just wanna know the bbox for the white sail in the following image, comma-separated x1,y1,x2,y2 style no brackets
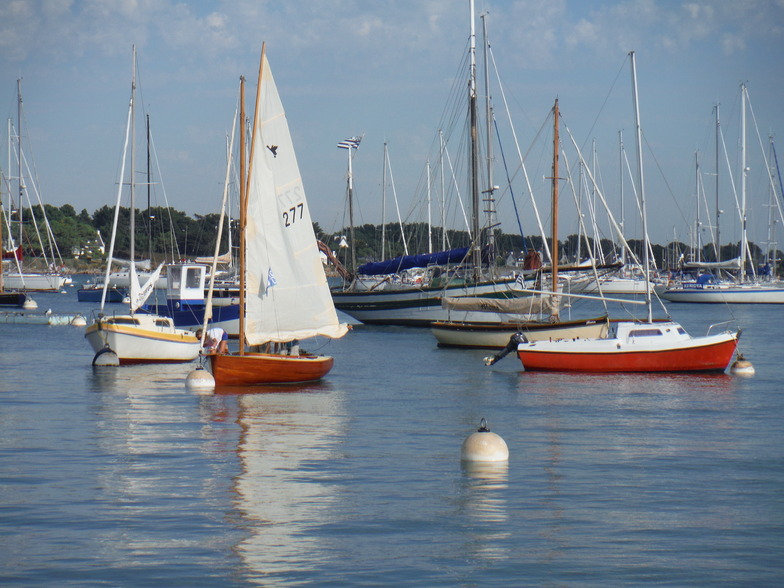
244,52,348,344
129,262,163,312
683,257,741,270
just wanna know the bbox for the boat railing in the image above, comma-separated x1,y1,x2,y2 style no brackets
706,320,738,336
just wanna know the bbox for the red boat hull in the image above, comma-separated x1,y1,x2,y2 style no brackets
517,337,739,373
209,352,334,386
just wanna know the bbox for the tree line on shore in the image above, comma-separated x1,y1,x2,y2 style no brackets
10,204,782,274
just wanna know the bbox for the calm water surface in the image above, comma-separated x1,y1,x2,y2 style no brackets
1,286,782,586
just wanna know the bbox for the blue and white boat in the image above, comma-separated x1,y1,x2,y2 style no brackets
139,263,240,335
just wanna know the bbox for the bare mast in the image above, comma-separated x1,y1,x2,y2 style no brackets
468,0,481,281
629,51,652,323
551,99,560,321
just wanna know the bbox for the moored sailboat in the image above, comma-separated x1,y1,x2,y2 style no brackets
433,98,610,348
2,79,69,293
487,52,740,373
84,46,199,365
662,84,784,304
206,44,348,386
330,0,527,326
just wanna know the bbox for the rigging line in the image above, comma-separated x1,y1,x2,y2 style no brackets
772,140,784,209
578,54,629,155
492,117,527,251
641,131,687,226
746,90,784,228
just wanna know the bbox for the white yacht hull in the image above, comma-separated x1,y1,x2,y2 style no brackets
84,313,200,364
3,272,68,292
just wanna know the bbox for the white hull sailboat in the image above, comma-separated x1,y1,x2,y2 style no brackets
3,79,70,292
662,84,784,304
2,272,67,292
330,2,530,327
207,44,348,387
487,53,740,374
661,283,784,304
85,46,199,365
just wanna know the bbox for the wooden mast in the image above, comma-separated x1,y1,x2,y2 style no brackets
238,73,247,356
239,44,266,355
551,99,560,320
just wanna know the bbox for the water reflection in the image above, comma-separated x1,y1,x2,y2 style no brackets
517,370,738,403
213,388,347,585
459,461,510,561
90,362,221,564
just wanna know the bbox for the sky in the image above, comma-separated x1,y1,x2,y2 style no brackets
1,0,783,251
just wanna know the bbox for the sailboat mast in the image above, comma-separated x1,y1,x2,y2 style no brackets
129,46,137,315
740,83,748,282
147,113,152,262
17,78,23,249
481,12,495,278
347,147,357,274
468,0,481,281
238,72,247,355
619,130,626,266
551,99,560,320
695,150,701,263
382,142,387,260
426,159,432,254
714,103,721,262
629,51,652,322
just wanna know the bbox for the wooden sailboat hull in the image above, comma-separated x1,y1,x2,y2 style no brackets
431,316,609,349
516,323,739,373
208,352,334,386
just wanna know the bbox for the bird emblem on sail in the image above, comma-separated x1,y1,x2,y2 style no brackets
267,144,278,157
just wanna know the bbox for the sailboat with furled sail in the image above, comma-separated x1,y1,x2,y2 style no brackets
432,98,610,349
486,52,740,373
84,46,199,365
206,44,349,386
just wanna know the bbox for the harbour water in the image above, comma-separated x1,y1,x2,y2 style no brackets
1,283,783,586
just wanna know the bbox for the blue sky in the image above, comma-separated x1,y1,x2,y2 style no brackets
1,0,782,249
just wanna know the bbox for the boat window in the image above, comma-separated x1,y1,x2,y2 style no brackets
110,317,139,325
170,267,182,289
677,327,686,335
629,329,662,337
186,268,201,288
154,318,172,327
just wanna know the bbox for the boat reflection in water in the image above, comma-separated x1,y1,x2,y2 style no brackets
223,386,346,582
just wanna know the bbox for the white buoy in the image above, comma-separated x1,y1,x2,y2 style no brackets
23,298,38,310
71,314,87,327
730,354,755,377
186,366,215,391
461,418,509,463
93,347,119,366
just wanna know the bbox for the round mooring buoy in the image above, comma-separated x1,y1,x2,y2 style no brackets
186,366,215,391
730,354,755,377
71,314,87,327
92,347,119,367
461,418,509,463
23,298,38,310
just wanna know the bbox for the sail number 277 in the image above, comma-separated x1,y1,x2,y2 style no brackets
282,203,304,227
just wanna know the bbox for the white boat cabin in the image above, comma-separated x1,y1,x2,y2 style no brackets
166,264,207,305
